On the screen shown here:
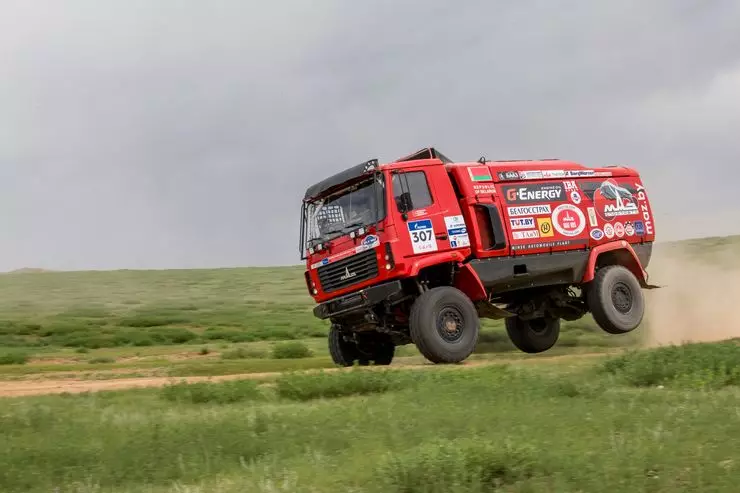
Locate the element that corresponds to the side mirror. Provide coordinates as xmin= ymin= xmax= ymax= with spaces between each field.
xmin=398 ymin=192 xmax=413 ymax=213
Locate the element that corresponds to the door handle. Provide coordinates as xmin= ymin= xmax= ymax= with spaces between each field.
xmin=435 ymin=233 xmax=448 ymax=240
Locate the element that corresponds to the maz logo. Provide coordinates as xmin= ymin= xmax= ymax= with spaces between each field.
xmin=340 ymin=267 xmax=357 ymax=281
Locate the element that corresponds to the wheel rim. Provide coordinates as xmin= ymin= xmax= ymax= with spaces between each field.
xmin=611 ymin=281 xmax=633 ymax=313
xmin=436 ymin=306 xmax=465 ymax=342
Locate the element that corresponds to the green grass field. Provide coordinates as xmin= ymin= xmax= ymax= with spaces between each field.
xmin=1 ymin=234 xmax=740 ymax=491
xmin=2 ymin=342 xmax=740 ymax=492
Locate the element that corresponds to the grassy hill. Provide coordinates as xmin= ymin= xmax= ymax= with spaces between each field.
xmin=0 ymin=235 xmax=738 ymax=354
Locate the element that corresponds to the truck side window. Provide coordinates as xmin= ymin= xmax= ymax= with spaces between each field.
xmin=392 ymin=171 xmax=433 ymax=212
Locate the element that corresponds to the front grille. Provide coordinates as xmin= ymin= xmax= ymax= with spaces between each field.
xmin=317 ymin=249 xmax=378 ymax=293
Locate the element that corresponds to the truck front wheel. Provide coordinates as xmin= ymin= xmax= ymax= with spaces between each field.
xmin=587 ymin=264 xmax=645 ymax=334
xmin=329 ymin=325 xmax=396 ymax=367
xmin=410 ymin=286 xmax=480 ymax=364
xmin=505 ymin=316 xmax=560 ymax=353
xmin=328 ymin=324 xmax=357 ymax=367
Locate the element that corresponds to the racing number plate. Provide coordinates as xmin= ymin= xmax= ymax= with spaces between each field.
xmin=407 ymin=219 xmax=438 ymax=254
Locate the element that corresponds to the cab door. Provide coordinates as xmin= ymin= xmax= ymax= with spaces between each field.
xmin=389 ymin=164 xmax=469 ymax=258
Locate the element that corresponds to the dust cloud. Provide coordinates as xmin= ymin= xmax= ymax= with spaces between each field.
xmin=642 ymin=240 xmax=740 ymax=347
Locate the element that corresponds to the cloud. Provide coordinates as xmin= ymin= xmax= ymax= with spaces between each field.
xmin=1 ymin=0 xmax=739 ymax=270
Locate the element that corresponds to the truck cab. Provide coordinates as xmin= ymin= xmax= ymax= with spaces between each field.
xmin=300 ymin=148 xmax=657 ymax=366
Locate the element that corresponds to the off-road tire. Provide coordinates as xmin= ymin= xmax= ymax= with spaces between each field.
xmin=409 ymin=286 xmax=480 ymax=364
xmin=328 ymin=325 xmax=357 ymax=367
xmin=587 ymin=264 xmax=645 ymax=334
xmin=371 ymin=342 xmax=395 ymax=366
xmin=505 ymin=316 xmax=560 ymax=354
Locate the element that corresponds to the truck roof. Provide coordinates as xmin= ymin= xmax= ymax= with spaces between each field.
xmin=303 ymin=147 xmax=637 ymax=200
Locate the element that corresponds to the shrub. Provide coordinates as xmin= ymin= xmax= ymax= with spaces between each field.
xmin=275 ymin=369 xmax=404 ymax=401
xmin=221 ymin=347 xmax=268 ymax=360
xmin=271 ymin=341 xmax=312 ymax=359
xmin=0 ymin=351 xmax=30 ymax=365
xmin=373 ymin=438 xmax=539 ymax=492
xmin=160 ymin=379 xmax=262 ymax=404
xmin=601 ymin=341 xmax=740 ymax=389
xmin=199 ymin=347 xmax=210 ymax=355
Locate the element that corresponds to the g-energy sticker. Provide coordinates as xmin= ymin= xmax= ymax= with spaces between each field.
xmin=503 ymin=183 xmax=565 ymax=204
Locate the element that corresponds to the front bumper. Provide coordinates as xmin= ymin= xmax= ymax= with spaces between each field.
xmin=312 ymin=280 xmax=403 ymax=320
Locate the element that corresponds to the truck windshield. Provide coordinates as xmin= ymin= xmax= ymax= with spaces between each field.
xmin=301 ymin=174 xmax=385 ymax=255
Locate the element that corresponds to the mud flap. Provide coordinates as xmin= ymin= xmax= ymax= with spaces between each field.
xmin=642 ymin=283 xmax=663 ymax=290
xmin=475 ymin=301 xmax=516 ymax=320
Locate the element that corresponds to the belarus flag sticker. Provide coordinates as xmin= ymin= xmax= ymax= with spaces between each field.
xmin=468 ymin=166 xmax=493 ymax=182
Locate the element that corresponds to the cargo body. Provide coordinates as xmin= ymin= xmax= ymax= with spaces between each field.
xmin=299 ymin=148 xmax=657 ymax=366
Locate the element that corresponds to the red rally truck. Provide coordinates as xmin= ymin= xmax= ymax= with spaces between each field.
xmin=299 ymin=147 xmax=658 ymax=366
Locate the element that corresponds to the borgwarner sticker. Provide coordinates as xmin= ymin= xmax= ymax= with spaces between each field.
xmin=508 ymin=205 xmax=551 ymax=217
xmin=444 ymin=215 xmax=470 ymax=248
xmin=407 ymin=219 xmax=438 ymax=254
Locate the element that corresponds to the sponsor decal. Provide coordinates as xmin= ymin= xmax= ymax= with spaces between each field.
xmin=510 ymin=217 xmax=535 ymax=230
xmin=563 ymin=180 xmax=578 ymax=191
xmin=633 ymin=220 xmax=646 ymax=236
xmin=513 ymin=230 xmax=540 ymax=240
xmin=592 ymin=179 xmax=639 ymax=220
xmin=635 ymin=184 xmax=655 ymax=235
xmin=590 ymin=228 xmax=604 ymax=241
xmin=468 ymin=166 xmax=493 ymax=182
xmin=537 ymin=217 xmax=554 ymax=238
xmin=614 ymin=222 xmax=625 ymax=238
xmin=359 ymin=234 xmax=379 ymax=249
xmin=497 ymin=170 xmax=520 ymax=181
xmin=551 ymin=203 xmax=586 ymax=237
xmin=570 ymin=190 xmax=582 ymax=205
xmin=508 ymin=204 xmax=552 ymax=217
xmin=587 ymin=207 xmax=598 ymax=227
xmin=625 ymin=223 xmax=635 ymax=237
xmin=511 ymin=239 xmax=588 ymax=251
xmin=407 ymin=219 xmax=438 ymax=254
xmin=444 ymin=215 xmax=470 ymax=248
xmin=503 ymin=183 xmax=565 ymax=204
xmin=518 ymin=170 xmax=544 ymax=180
xmin=603 ymin=223 xmax=615 ymax=239
xmin=542 ymin=170 xmax=566 ymax=178
xmin=511 ymin=170 xmax=612 ymax=181
xmin=411 ymin=209 xmax=427 ymax=217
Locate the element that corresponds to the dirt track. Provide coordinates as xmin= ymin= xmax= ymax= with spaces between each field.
xmin=0 ymin=353 xmax=608 ymax=398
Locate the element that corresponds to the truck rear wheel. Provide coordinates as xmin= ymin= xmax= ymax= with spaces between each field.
xmin=505 ymin=316 xmax=560 ymax=353
xmin=409 ymin=286 xmax=480 ymax=364
xmin=587 ymin=264 xmax=645 ymax=334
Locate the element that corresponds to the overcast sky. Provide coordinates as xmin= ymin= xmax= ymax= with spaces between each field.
xmin=2 ymin=0 xmax=739 ymax=272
